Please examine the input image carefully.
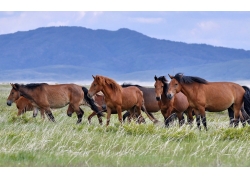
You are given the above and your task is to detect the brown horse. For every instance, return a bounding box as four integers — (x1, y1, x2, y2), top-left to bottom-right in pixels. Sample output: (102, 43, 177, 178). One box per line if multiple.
(154, 75, 194, 127)
(166, 73, 250, 130)
(87, 75, 157, 126)
(14, 96, 42, 117)
(121, 83, 160, 121)
(7, 83, 103, 123)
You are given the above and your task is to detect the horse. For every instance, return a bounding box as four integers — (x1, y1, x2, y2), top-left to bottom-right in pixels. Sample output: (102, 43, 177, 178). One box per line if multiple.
(121, 83, 160, 122)
(14, 96, 44, 117)
(154, 75, 194, 127)
(7, 83, 103, 123)
(166, 73, 250, 130)
(87, 75, 158, 126)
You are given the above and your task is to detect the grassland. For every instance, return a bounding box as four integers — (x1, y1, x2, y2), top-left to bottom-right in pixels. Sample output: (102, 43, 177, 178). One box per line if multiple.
(0, 84, 250, 167)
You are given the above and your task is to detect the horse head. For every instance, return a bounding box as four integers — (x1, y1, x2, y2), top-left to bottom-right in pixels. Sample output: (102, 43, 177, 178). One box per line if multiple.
(7, 83, 21, 106)
(154, 75, 168, 101)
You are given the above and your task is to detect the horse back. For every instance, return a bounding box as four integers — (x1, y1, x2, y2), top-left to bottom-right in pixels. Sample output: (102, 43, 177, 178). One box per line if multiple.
(43, 84, 84, 108)
(121, 86, 143, 110)
(198, 82, 245, 111)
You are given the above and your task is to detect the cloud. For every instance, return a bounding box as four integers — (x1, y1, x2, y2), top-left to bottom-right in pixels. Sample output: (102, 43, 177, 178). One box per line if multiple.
(76, 11, 86, 21)
(197, 21, 219, 31)
(132, 17, 163, 24)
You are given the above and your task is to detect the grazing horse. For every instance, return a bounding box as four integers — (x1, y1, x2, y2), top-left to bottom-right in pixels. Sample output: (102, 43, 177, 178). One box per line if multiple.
(7, 83, 103, 123)
(154, 75, 194, 127)
(121, 83, 160, 121)
(166, 73, 250, 130)
(87, 75, 158, 126)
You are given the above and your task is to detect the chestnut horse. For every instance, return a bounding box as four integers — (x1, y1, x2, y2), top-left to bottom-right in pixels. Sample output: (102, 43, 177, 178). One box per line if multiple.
(7, 83, 103, 123)
(154, 75, 194, 127)
(121, 83, 160, 122)
(87, 75, 158, 126)
(167, 73, 250, 130)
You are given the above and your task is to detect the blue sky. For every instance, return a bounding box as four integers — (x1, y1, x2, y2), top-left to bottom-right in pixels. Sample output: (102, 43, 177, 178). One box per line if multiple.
(1, 1, 250, 50)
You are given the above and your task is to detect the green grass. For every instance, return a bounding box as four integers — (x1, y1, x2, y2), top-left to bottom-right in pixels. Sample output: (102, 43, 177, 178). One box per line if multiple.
(1, 84, 250, 167)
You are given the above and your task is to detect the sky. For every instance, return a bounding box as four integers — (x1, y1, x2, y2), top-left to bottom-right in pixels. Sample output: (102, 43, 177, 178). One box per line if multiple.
(1, 1, 250, 50)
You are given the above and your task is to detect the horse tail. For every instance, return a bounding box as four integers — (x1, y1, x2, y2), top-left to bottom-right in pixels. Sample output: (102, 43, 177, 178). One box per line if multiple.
(242, 86, 250, 116)
(82, 87, 104, 117)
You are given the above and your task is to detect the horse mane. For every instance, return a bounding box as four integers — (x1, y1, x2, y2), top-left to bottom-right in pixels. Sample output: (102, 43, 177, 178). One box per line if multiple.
(16, 83, 48, 90)
(121, 83, 142, 88)
(155, 76, 169, 96)
(174, 73, 208, 84)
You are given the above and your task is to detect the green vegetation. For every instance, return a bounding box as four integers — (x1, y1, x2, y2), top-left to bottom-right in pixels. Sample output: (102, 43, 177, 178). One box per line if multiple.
(1, 84, 250, 167)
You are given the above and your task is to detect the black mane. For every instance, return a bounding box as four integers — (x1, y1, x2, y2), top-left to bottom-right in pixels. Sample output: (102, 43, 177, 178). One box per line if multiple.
(121, 83, 142, 88)
(174, 73, 208, 84)
(20, 83, 48, 90)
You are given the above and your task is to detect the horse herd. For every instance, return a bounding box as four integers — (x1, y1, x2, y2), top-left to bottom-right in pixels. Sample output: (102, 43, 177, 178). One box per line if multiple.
(6, 73, 250, 131)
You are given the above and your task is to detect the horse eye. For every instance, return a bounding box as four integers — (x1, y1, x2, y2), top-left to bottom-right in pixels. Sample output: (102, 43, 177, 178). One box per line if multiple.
(175, 83, 178, 86)
(11, 92, 14, 95)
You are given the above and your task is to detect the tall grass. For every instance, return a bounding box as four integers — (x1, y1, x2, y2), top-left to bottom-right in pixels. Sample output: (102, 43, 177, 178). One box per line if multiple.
(1, 84, 250, 167)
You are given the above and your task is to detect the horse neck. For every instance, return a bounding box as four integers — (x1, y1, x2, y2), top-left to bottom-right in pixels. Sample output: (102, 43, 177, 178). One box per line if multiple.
(18, 86, 34, 101)
(101, 83, 120, 101)
(179, 83, 195, 101)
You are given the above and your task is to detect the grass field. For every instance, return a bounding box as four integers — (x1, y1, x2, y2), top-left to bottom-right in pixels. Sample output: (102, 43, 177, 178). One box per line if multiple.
(0, 84, 250, 167)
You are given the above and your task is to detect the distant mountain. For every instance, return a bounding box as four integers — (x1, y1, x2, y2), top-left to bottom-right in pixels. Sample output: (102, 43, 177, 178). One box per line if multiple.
(1, 26, 250, 84)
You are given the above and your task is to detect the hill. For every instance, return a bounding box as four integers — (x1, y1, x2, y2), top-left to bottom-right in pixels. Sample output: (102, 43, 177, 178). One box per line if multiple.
(0, 26, 250, 83)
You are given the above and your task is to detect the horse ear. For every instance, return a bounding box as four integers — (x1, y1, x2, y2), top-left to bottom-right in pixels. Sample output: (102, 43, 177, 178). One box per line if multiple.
(154, 75, 157, 81)
(92, 75, 96, 79)
(163, 76, 168, 83)
(168, 74, 174, 79)
(10, 83, 17, 90)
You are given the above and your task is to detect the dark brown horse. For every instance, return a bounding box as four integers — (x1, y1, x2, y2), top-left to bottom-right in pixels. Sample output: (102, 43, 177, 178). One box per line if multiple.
(154, 75, 194, 127)
(7, 83, 103, 123)
(121, 83, 160, 121)
(87, 75, 158, 126)
(167, 73, 250, 130)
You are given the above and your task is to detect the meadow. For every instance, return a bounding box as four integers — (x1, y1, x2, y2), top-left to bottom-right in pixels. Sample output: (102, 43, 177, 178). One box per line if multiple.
(0, 84, 250, 167)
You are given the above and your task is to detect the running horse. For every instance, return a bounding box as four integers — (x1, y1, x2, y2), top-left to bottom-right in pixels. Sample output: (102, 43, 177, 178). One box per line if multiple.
(7, 83, 103, 123)
(154, 75, 194, 127)
(87, 75, 158, 126)
(166, 73, 250, 130)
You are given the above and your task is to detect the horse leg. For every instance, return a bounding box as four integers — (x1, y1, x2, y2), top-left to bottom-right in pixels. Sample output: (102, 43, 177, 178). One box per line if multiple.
(45, 109, 55, 122)
(239, 110, 246, 127)
(97, 114, 103, 125)
(231, 103, 243, 128)
(40, 109, 46, 119)
(87, 111, 96, 124)
(176, 112, 185, 127)
(228, 107, 234, 127)
(200, 109, 208, 131)
(116, 106, 123, 124)
(33, 107, 38, 117)
(76, 107, 84, 124)
(106, 108, 112, 126)
(186, 107, 194, 125)
(67, 105, 74, 117)
(123, 111, 130, 123)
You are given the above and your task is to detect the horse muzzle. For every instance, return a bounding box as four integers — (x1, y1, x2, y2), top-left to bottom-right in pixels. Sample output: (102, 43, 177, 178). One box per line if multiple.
(167, 93, 173, 100)
(7, 100, 12, 106)
(156, 96, 161, 101)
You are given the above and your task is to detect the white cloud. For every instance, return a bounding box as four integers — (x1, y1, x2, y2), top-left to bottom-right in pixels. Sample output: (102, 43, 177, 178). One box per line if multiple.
(197, 21, 219, 31)
(132, 17, 163, 24)
(76, 11, 86, 21)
